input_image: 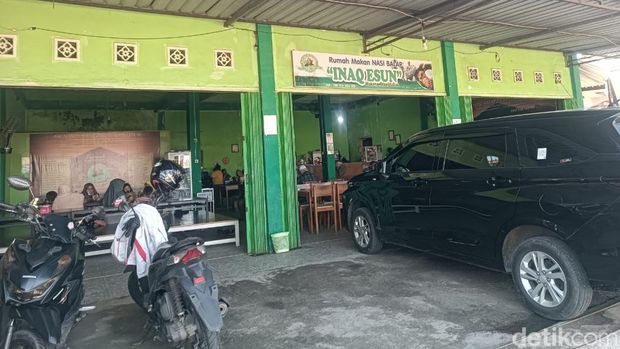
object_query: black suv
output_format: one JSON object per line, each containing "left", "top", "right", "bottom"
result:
{"left": 344, "top": 109, "right": 620, "bottom": 320}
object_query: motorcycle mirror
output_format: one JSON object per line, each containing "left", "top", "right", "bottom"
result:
{"left": 7, "top": 176, "right": 32, "bottom": 191}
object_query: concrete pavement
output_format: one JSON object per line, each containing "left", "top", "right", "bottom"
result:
{"left": 68, "top": 233, "right": 619, "bottom": 349}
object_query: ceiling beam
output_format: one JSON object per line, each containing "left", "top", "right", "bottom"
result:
{"left": 567, "top": 41, "right": 620, "bottom": 55}
{"left": 573, "top": 51, "right": 620, "bottom": 65}
{"left": 556, "top": 0, "right": 620, "bottom": 13}
{"left": 363, "top": 0, "right": 493, "bottom": 53}
{"left": 224, "top": 0, "right": 269, "bottom": 27}
{"left": 363, "top": 0, "right": 477, "bottom": 39}
{"left": 480, "top": 12, "right": 620, "bottom": 50}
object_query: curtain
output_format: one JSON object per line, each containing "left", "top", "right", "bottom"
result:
{"left": 240, "top": 92, "right": 269, "bottom": 255}
{"left": 277, "top": 92, "right": 300, "bottom": 249}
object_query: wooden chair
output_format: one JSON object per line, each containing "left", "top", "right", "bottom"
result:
{"left": 298, "top": 196, "right": 313, "bottom": 233}
{"left": 334, "top": 181, "right": 348, "bottom": 231}
{"left": 310, "top": 182, "right": 337, "bottom": 234}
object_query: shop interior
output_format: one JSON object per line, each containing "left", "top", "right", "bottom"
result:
{"left": 292, "top": 94, "right": 437, "bottom": 181}
{"left": 472, "top": 97, "right": 563, "bottom": 120}
{"left": 292, "top": 94, "right": 436, "bottom": 235}
{"left": 1, "top": 88, "right": 246, "bottom": 250}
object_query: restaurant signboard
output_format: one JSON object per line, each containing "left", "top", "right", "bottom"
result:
{"left": 292, "top": 50, "right": 434, "bottom": 91}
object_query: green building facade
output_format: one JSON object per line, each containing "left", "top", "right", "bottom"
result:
{"left": 0, "top": 0, "right": 582, "bottom": 254}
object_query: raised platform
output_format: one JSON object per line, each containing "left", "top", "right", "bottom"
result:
{"left": 0, "top": 210, "right": 239, "bottom": 257}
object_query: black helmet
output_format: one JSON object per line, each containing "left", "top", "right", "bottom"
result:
{"left": 151, "top": 160, "right": 185, "bottom": 194}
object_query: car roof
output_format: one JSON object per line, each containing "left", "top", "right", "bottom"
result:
{"left": 409, "top": 108, "right": 620, "bottom": 143}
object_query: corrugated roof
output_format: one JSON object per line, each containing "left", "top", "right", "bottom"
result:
{"left": 46, "top": 0, "right": 620, "bottom": 60}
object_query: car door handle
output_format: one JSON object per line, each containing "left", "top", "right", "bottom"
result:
{"left": 486, "top": 176, "right": 512, "bottom": 187}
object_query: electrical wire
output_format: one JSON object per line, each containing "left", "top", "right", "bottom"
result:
{"left": 2, "top": 25, "right": 237, "bottom": 40}
{"left": 317, "top": 0, "right": 424, "bottom": 23}
{"left": 0, "top": 24, "right": 363, "bottom": 43}
{"left": 270, "top": 31, "right": 361, "bottom": 43}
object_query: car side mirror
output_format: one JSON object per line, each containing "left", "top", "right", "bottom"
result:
{"left": 7, "top": 176, "right": 32, "bottom": 191}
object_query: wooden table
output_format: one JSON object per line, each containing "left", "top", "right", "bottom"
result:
{"left": 297, "top": 184, "right": 311, "bottom": 203}
{"left": 225, "top": 184, "right": 239, "bottom": 208}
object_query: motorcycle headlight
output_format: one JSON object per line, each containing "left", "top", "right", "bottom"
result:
{"left": 8, "top": 276, "right": 59, "bottom": 302}
{"left": 2, "top": 247, "right": 16, "bottom": 266}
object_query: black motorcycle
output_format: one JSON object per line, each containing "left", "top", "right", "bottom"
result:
{"left": 120, "top": 160, "right": 227, "bottom": 349}
{"left": 127, "top": 237, "right": 227, "bottom": 349}
{"left": 0, "top": 176, "right": 103, "bottom": 349}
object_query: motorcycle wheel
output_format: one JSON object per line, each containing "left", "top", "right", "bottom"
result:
{"left": 9, "top": 330, "right": 47, "bottom": 349}
{"left": 198, "top": 330, "right": 220, "bottom": 349}
{"left": 127, "top": 271, "right": 146, "bottom": 311}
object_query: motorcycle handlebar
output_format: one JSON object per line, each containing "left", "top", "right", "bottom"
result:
{"left": 0, "top": 202, "right": 16, "bottom": 213}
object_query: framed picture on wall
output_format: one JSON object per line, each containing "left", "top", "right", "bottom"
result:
{"left": 388, "top": 130, "right": 395, "bottom": 141}
{"left": 395, "top": 134, "right": 402, "bottom": 144}
{"left": 231, "top": 144, "right": 239, "bottom": 153}
{"left": 363, "top": 146, "right": 378, "bottom": 162}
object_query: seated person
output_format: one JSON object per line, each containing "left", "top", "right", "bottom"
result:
{"left": 123, "top": 183, "right": 133, "bottom": 195}
{"left": 212, "top": 164, "right": 224, "bottom": 186}
{"left": 233, "top": 169, "right": 244, "bottom": 184}
{"left": 102, "top": 178, "right": 126, "bottom": 207}
{"left": 43, "top": 191, "right": 58, "bottom": 205}
{"left": 81, "top": 183, "right": 102, "bottom": 209}
{"left": 297, "top": 165, "right": 317, "bottom": 184}
{"left": 222, "top": 169, "right": 232, "bottom": 184}
{"left": 201, "top": 170, "right": 213, "bottom": 188}
{"left": 135, "top": 185, "right": 154, "bottom": 205}
{"left": 233, "top": 170, "right": 245, "bottom": 211}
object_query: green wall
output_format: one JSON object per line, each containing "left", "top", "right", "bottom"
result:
{"left": 200, "top": 111, "right": 243, "bottom": 173}
{"left": 346, "top": 98, "right": 426, "bottom": 161}
{"left": 0, "top": 0, "right": 258, "bottom": 91}
{"left": 163, "top": 112, "right": 188, "bottom": 151}
{"left": 293, "top": 109, "right": 350, "bottom": 161}
{"left": 164, "top": 111, "right": 244, "bottom": 173}
{"left": 293, "top": 97, "right": 429, "bottom": 163}
{"left": 293, "top": 111, "right": 320, "bottom": 159}
{"left": 5, "top": 89, "right": 26, "bottom": 131}
{"left": 6, "top": 133, "right": 29, "bottom": 204}
{"left": 454, "top": 43, "right": 571, "bottom": 99}
{"left": 271, "top": 26, "right": 446, "bottom": 96}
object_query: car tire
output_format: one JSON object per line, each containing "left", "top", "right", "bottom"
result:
{"left": 349, "top": 207, "right": 383, "bottom": 254}
{"left": 9, "top": 330, "right": 47, "bottom": 349}
{"left": 511, "top": 236, "right": 592, "bottom": 320}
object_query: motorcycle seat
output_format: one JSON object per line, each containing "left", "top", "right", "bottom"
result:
{"left": 153, "top": 242, "right": 173, "bottom": 261}
{"left": 152, "top": 237, "right": 204, "bottom": 262}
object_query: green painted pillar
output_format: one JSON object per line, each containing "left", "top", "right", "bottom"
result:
{"left": 256, "top": 24, "right": 285, "bottom": 241}
{"left": 438, "top": 41, "right": 466, "bottom": 126}
{"left": 319, "top": 95, "right": 336, "bottom": 181}
{"left": 459, "top": 96, "right": 474, "bottom": 123}
{"left": 565, "top": 54, "right": 584, "bottom": 110}
{"left": 0, "top": 88, "right": 5, "bottom": 202}
{"left": 186, "top": 92, "right": 202, "bottom": 197}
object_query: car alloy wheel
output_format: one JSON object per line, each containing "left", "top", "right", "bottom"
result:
{"left": 519, "top": 251, "right": 567, "bottom": 308}
{"left": 353, "top": 215, "right": 370, "bottom": 248}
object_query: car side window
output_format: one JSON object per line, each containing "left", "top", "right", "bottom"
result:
{"left": 392, "top": 141, "right": 440, "bottom": 173}
{"left": 521, "top": 130, "right": 595, "bottom": 167}
{"left": 442, "top": 134, "right": 517, "bottom": 170}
